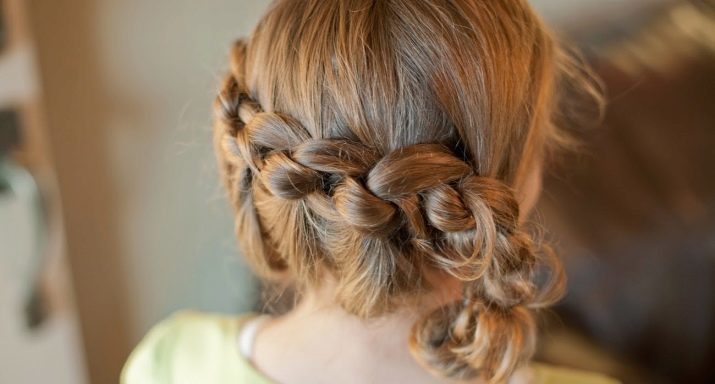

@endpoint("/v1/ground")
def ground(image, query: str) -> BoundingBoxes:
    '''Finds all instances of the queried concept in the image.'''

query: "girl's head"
[214,0,601,382]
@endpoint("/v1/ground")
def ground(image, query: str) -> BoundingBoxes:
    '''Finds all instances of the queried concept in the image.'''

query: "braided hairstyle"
[213,0,601,382]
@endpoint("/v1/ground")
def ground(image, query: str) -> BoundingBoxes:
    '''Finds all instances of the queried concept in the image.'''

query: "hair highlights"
[213,1,601,382]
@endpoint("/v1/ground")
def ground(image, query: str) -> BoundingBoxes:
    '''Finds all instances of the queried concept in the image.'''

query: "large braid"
[215,42,565,383]
[214,0,599,382]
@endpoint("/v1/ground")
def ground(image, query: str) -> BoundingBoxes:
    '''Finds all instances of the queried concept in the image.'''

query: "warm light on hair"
[213,0,602,382]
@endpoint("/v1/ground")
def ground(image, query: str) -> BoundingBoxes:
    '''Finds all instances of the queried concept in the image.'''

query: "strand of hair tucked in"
[213,1,602,383]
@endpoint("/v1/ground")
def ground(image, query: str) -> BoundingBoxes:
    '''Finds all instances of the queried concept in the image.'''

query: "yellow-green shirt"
[121,311,620,384]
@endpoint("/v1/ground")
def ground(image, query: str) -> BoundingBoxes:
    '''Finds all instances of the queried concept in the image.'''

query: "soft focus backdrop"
[0,1,712,383]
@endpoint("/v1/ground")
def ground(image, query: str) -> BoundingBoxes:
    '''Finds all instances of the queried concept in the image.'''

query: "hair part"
[213,0,602,382]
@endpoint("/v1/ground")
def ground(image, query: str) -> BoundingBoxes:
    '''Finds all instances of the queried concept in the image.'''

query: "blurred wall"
[532,0,671,27]
[27,0,270,382]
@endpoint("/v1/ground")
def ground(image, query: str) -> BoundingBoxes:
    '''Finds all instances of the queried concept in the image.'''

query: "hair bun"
[410,299,536,382]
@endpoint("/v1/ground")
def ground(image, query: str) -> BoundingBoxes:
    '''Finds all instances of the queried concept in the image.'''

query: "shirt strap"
[237,314,272,360]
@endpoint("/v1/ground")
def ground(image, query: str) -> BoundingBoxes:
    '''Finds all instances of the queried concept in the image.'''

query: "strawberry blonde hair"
[213,0,601,382]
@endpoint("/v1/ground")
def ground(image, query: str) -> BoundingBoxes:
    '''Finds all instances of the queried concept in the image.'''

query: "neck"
[252,273,465,384]
[281,280,424,348]
[252,272,535,384]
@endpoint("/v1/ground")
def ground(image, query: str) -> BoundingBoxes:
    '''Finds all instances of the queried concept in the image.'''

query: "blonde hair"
[213,0,602,382]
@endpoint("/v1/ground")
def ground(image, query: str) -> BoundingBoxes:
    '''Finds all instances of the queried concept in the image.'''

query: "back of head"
[213,0,601,382]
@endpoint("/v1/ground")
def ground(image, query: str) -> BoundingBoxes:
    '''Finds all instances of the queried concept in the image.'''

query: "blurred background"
[0,0,712,383]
